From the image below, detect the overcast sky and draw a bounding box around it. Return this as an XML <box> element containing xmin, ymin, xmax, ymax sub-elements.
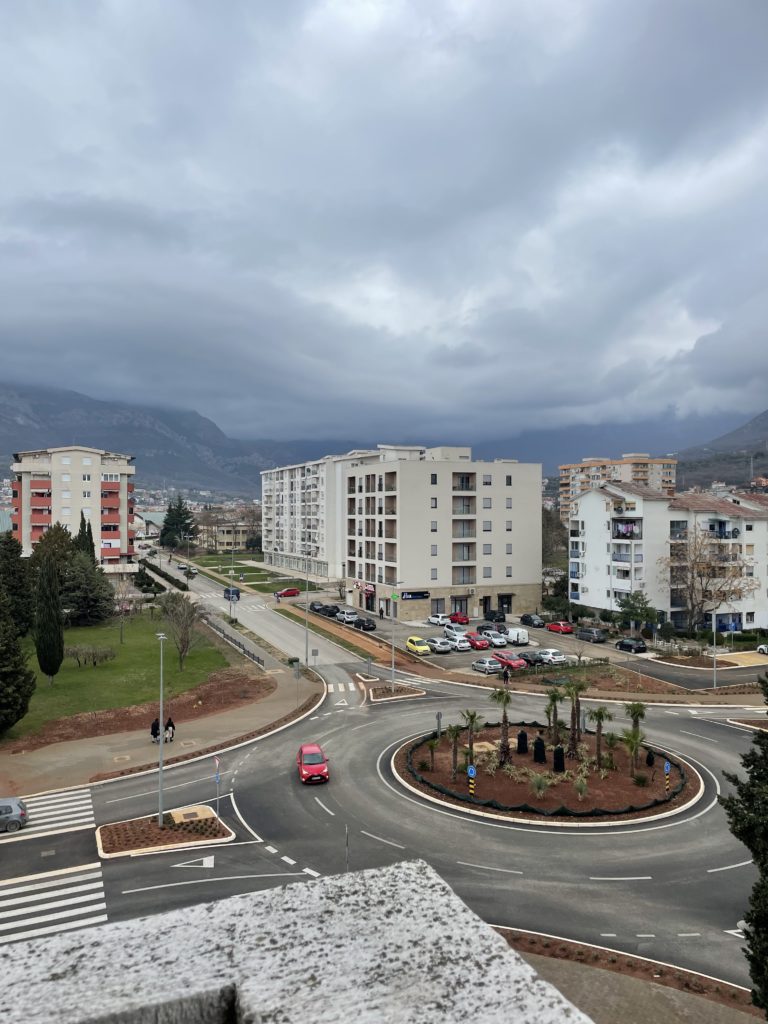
<box><xmin>1</xmin><ymin>0</ymin><xmax>767</xmax><ymax>441</ymax></box>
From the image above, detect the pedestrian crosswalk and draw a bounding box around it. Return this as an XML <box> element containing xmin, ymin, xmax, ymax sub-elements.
<box><xmin>18</xmin><ymin>789</ymin><xmax>95</xmax><ymax>837</ymax></box>
<box><xmin>326</xmin><ymin>682</ymin><xmax>359</xmax><ymax>693</ymax></box>
<box><xmin>0</xmin><ymin>862</ymin><xmax>108</xmax><ymax>945</ymax></box>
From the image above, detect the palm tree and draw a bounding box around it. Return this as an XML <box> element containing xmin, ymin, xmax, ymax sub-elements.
<box><xmin>624</xmin><ymin>701</ymin><xmax>647</xmax><ymax>736</ymax></box>
<box><xmin>563</xmin><ymin>680</ymin><xmax>589</xmax><ymax>757</ymax></box>
<box><xmin>603</xmin><ymin>730</ymin><xmax>619</xmax><ymax>770</ymax></box>
<box><xmin>621</xmin><ymin>728</ymin><xmax>645</xmax><ymax>775</ymax></box>
<box><xmin>546</xmin><ymin>688</ymin><xmax>564</xmax><ymax>746</ymax></box>
<box><xmin>588</xmin><ymin>706</ymin><xmax>613</xmax><ymax>768</ymax></box>
<box><xmin>459</xmin><ymin>710</ymin><xmax>484</xmax><ymax>766</ymax></box>
<box><xmin>488</xmin><ymin>684</ymin><xmax>513</xmax><ymax>765</ymax></box>
<box><xmin>446</xmin><ymin>724</ymin><xmax>462</xmax><ymax>781</ymax></box>
<box><xmin>427</xmin><ymin>737</ymin><xmax>439</xmax><ymax>772</ymax></box>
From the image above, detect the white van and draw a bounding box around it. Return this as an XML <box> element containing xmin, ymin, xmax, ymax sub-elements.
<box><xmin>505</xmin><ymin>627</ymin><xmax>529</xmax><ymax>646</ymax></box>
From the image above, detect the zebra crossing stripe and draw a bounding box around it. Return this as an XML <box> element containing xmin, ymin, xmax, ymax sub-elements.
<box><xmin>0</xmin><ymin>914</ymin><xmax>109</xmax><ymax>945</ymax></box>
<box><xmin>0</xmin><ymin>862</ymin><xmax>107</xmax><ymax>945</ymax></box>
<box><xmin>0</xmin><ymin>872</ymin><xmax>102</xmax><ymax>900</ymax></box>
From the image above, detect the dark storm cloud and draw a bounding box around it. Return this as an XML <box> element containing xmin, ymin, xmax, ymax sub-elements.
<box><xmin>0</xmin><ymin>0</ymin><xmax>766</xmax><ymax>441</ymax></box>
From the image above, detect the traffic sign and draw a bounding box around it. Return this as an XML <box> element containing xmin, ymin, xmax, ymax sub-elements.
<box><xmin>467</xmin><ymin>764</ymin><xmax>477</xmax><ymax>779</ymax></box>
<box><xmin>664</xmin><ymin>760</ymin><xmax>671</xmax><ymax>775</ymax></box>
<box><xmin>214</xmin><ymin>772</ymin><xmax>221</xmax><ymax>785</ymax></box>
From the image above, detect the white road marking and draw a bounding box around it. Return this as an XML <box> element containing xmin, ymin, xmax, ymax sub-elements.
<box><xmin>281</xmin><ymin>855</ymin><xmax>296</xmax><ymax>865</ymax></box>
<box><xmin>0</xmin><ymin>914</ymin><xmax>108</xmax><ymax>946</ymax></box>
<box><xmin>589</xmin><ymin>876</ymin><xmax>652</xmax><ymax>881</ymax></box>
<box><xmin>0</xmin><ymin>880</ymin><xmax>102</xmax><ymax>907</ymax></box>
<box><xmin>677</xmin><ymin>932</ymin><xmax>701</xmax><ymax>937</ymax></box>
<box><xmin>0</xmin><ymin>862</ymin><xmax>101</xmax><ymax>888</ymax></box>
<box><xmin>350</xmin><ymin>722</ymin><xmax>377</xmax><ymax>731</ymax></box>
<box><xmin>265</xmin><ymin>846</ymin><xmax>277</xmax><ymax>853</ymax></box>
<box><xmin>347</xmin><ymin>682</ymin><xmax>357</xmax><ymax>691</ymax></box>
<box><xmin>122</xmin><ymin>874</ymin><xmax>299</xmax><ymax>895</ymax></box>
<box><xmin>314</xmin><ymin>797</ymin><xmax>335</xmax><ymax>816</ymax></box>
<box><xmin>600</xmin><ymin>933</ymin><xmax>617</xmax><ymax>937</ymax></box>
<box><xmin>173</xmin><ymin>855</ymin><xmax>215</xmax><ymax>869</ymax></box>
<box><xmin>679</xmin><ymin>730</ymin><xmax>719</xmax><ymax>743</ymax></box>
<box><xmin>636</xmin><ymin>933</ymin><xmax>656</xmax><ymax>938</ymax></box>
<box><xmin>707</xmin><ymin>859</ymin><xmax>753</xmax><ymax>873</ymax></box>
<box><xmin>106</xmin><ymin>771</ymin><xmax>233</xmax><ymax>803</ymax></box>
<box><xmin>309</xmin><ymin>716</ymin><xmax>319</xmax><ymax>720</ymax></box>
<box><xmin>327</xmin><ymin>684</ymin><xmax>335</xmax><ymax>693</ymax></box>
<box><xmin>303</xmin><ymin>868</ymin><xmax>321</xmax><ymax>878</ymax></box>
<box><xmin>456</xmin><ymin>861</ymin><xmax>523</xmax><ymax>875</ymax></box>
<box><xmin>359</xmin><ymin>830</ymin><xmax>405</xmax><ymax>850</ymax></box>
<box><xmin>663</xmin><ymin>710</ymin><xmax>680</xmax><ymax>716</ymax></box>
<box><xmin>323</xmin><ymin>712</ymin><xmax>332</xmax><ymax>716</ymax></box>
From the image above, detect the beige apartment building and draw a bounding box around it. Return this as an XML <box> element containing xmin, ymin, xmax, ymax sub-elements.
<box><xmin>11</xmin><ymin>445</ymin><xmax>137</xmax><ymax>574</ymax></box>
<box><xmin>262</xmin><ymin>445</ymin><xmax>542</xmax><ymax>621</ymax></box>
<box><xmin>558</xmin><ymin>453</ymin><xmax>676</xmax><ymax>523</ymax></box>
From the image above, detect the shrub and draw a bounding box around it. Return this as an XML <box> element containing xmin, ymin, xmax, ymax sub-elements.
<box><xmin>632</xmin><ymin>772</ymin><xmax>649</xmax><ymax>787</ymax></box>
<box><xmin>529</xmin><ymin>774</ymin><xmax>551</xmax><ymax>800</ymax></box>
<box><xmin>574</xmin><ymin>778</ymin><xmax>588</xmax><ymax>801</ymax></box>
<box><xmin>417</xmin><ymin>759</ymin><xmax>430</xmax><ymax>772</ymax></box>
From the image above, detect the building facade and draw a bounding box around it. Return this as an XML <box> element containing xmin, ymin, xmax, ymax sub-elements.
<box><xmin>11</xmin><ymin>446</ymin><xmax>137</xmax><ymax>574</ymax></box>
<box><xmin>262</xmin><ymin>445</ymin><xmax>542</xmax><ymax>621</ymax></box>
<box><xmin>569</xmin><ymin>483</ymin><xmax>768</xmax><ymax>630</ymax></box>
<box><xmin>558</xmin><ymin>454</ymin><xmax>676</xmax><ymax>523</ymax></box>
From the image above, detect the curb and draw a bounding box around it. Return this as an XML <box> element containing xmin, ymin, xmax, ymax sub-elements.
<box><xmin>369</xmin><ymin>686</ymin><xmax>426</xmax><ymax>704</ymax></box>
<box><xmin>95</xmin><ymin>804</ymin><xmax>236</xmax><ymax>859</ymax></box>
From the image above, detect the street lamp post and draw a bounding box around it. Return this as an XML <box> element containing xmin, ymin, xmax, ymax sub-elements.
<box><xmin>712</xmin><ymin>610</ymin><xmax>718</xmax><ymax>689</ymax></box>
<box><xmin>390</xmin><ymin>582</ymin><xmax>404</xmax><ymax>694</ymax></box>
<box><xmin>304</xmin><ymin>548</ymin><xmax>310</xmax><ymax>668</ymax></box>
<box><xmin>157</xmin><ymin>632</ymin><xmax>167</xmax><ymax>827</ymax></box>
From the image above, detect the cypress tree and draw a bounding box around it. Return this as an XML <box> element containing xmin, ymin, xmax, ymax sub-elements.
<box><xmin>86</xmin><ymin>519</ymin><xmax>96</xmax><ymax>562</ymax></box>
<box><xmin>721</xmin><ymin>671</ymin><xmax>768</xmax><ymax>1011</ymax></box>
<box><xmin>0</xmin><ymin>531</ymin><xmax>34</xmax><ymax>637</ymax></box>
<box><xmin>34</xmin><ymin>553</ymin><xmax>65</xmax><ymax>686</ymax></box>
<box><xmin>0</xmin><ymin>585</ymin><xmax>36</xmax><ymax>735</ymax></box>
<box><xmin>74</xmin><ymin>512</ymin><xmax>89</xmax><ymax>555</ymax></box>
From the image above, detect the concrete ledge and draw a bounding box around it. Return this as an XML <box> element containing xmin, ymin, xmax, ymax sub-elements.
<box><xmin>4</xmin><ymin>860</ymin><xmax>592</xmax><ymax>1024</ymax></box>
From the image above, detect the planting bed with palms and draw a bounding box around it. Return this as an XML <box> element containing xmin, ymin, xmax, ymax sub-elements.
<box><xmin>398</xmin><ymin>692</ymin><xmax>694</xmax><ymax>821</ymax></box>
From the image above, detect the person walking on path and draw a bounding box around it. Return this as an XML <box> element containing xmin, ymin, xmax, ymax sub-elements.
<box><xmin>164</xmin><ymin>717</ymin><xmax>175</xmax><ymax>743</ymax></box>
<box><xmin>150</xmin><ymin>718</ymin><xmax>160</xmax><ymax>744</ymax></box>
<box><xmin>502</xmin><ymin>667</ymin><xmax>510</xmax><ymax>686</ymax></box>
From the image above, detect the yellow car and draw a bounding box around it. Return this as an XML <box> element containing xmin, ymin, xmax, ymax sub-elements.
<box><xmin>406</xmin><ymin>636</ymin><xmax>431</xmax><ymax>656</ymax></box>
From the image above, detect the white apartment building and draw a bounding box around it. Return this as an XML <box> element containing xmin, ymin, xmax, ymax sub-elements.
<box><xmin>262</xmin><ymin>445</ymin><xmax>542</xmax><ymax>621</ymax></box>
<box><xmin>559</xmin><ymin>454</ymin><xmax>676</xmax><ymax>523</ymax></box>
<box><xmin>569</xmin><ymin>483</ymin><xmax>768</xmax><ymax>630</ymax></box>
<box><xmin>11</xmin><ymin>446</ymin><xmax>137</xmax><ymax>574</ymax></box>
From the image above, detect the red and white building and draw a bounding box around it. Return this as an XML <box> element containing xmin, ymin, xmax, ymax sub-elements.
<box><xmin>11</xmin><ymin>446</ymin><xmax>137</xmax><ymax>574</ymax></box>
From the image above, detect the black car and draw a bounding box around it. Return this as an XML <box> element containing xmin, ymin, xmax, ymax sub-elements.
<box><xmin>615</xmin><ymin>637</ymin><xmax>647</xmax><ymax>653</ymax></box>
<box><xmin>320</xmin><ymin>604</ymin><xmax>340</xmax><ymax>617</ymax></box>
<box><xmin>485</xmin><ymin>610</ymin><xmax>506</xmax><ymax>623</ymax></box>
<box><xmin>477</xmin><ymin>623</ymin><xmax>503</xmax><ymax>636</ymax></box>
<box><xmin>520</xmin><ymin>614</ymin><xmax>545</xmax><ymax>628</ymax></box>
<box><xmin>309</xmin><ymin>601</ymin><xmax>325</xmax><ymax>613</ymax></box>
<box><xmin>517</xmin><ymin>649</ymin><xmax>545</xmax><ymax>666</ymax></box>
<box><xmin>352</xmin><ymin>617</ymin><xmax>377</xmax><ymax>631</ymax></box>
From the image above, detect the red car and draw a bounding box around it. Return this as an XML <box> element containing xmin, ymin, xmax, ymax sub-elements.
<box><xmin>449</xmin><ymin>611</ymin><xmax>469</xmax><ymax>624</ymax></box>
<box><xmin>465</xmin><ymin>632</ymin><xmax>490</xmax><ymax>650</ymax></box>
<box><xmin>276</xmin><ymin>587</ymin><xmax>301</xmax><ymax>598</ymax></box>
<box><xmin>296</xmin><ymin>743</ymin><xmax>329</xmax><ymax>784</ymax></box>
<box><xmin>493</xmin><ymin>653</ymin><xmax>527</xmax><ymax>671</ymax></box>
<box><xmin>546</xmin><ymin>620</ymin><xmax>573</xmax><ymax>634</ymax></box>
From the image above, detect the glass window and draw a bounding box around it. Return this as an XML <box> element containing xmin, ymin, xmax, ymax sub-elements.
<box><xmin>483</xmin><ymin>520</ymin><xmax>492</xmax><ymax>531</ymax></box>
<box><xmin>506</xmin><ymin>566</ymin><xmax>512</xmax><ymax>577</ymax></box>
<box><xmin>82</xmin><ymin>457</ymin><xmax>92</xmax><ymax>465</ymax></box>
<box><xmin>483</xmin><ymin>474</ymin><xmax>492</xmax><ymax>485</ymax></box>
<box><xmin>505</xmin><ymin>475</ymin><xmax>512</xmax><ymax>486</ymax></box>
<box><xmin>430</xmin><ymin>497</ymin><xmax>437</xmax><ymax>508</ymax></box>
<box><xmin>506</xmin><ymin>543</ymin><xmax>512</xmax><ymax>554</ymax></box>
<box><xmin>61</xmin><ymin>474</ymin><xmax>70</xmax><ymax>482</ymax></box>
<box><xmin>483</xmin><ymin>543</ymin><xmax>492</xmax><ymax>555</ymax></box>
<box><xmin>431</xmin><ymin>544</ymin><xmax>438</xmax><ymax>556</ymax></box>
<box><xmin>60</xmin><ymin>490</ymin><xmax>71</xmax><ymax>500</ymax></box>
<box><xmin>431</xmin><ymin>568</ymin><xmax>438</xmax><ymax>580</ymax></box>
<box><xmin>430</xmin><ymin>520</ymin><xmax>438</xmax><ymax>532</ymax></box>
<box><xmin>430</xmin><ymin>473</ymin><xmax>437</xmax><ymax>485</ymax></box>
<box><xmin>746</xmin><ymin>524</ymin><xmax>753</xmax><ymax>531</ymax></box>
<box><xmin>61</xmin><ymin>457</ymin><xmax>71</xmax><ymax>465</ymax></box>
<box><xmin>482</xmin><ymin>497</ymin><xmax>492</xmax><ymax>509</ymax></box>
<box><xmin>505</xmin><ymin>520</ymin><xmax>512</xmax><ymax>531</ymax></box>
<box><xmin>82</xmin><ymin>473</ymin><xmax>91</xmax><ymax>481</ymax></box>
<box><xmin>505</xmin><ymin>497</ymin><xmax>512</xmax><ymax>509</ymax></box>
<box><xmin>483</xmin><ymin>566</ymin><xmax>492</xmax><ymax>577</ymax></box>
<box><xmin>82</xmin><ymin>490</ymin><xmax>90</xmax><ymax>498</ymax></box>
<box><xmin>61</xmin><ymin>507</ymin><xmax>71</xmax><ymax>516</ymax></box>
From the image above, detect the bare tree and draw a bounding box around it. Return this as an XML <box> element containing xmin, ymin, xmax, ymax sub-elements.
<box><xmin>657</xmin><ymin>524</ymin><xmax>759</xmax><ymax>634</ymax></box>
<box><xmin>159</xmin><ymin>592</ymin><xmax>207</xmax><ymax>670</ymax></box>
<box><xmin>111</xmin><ymin>577</ymin><xmax>135</xmax><ymax>645</ymax></box>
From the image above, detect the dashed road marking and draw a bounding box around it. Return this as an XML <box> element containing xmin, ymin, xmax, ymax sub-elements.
<box><xmin>281</xmin><ymin>855</ymin><xmax>296</xmax><ymax>866</ymax></box>
<box><xmin>303</xmin><ymin>868</ymin><xmax>321</xmax><ymax>878</ymax></box>
<box><xmin>265</xmin><ymin>845</ymin><xmax>277</xmax><ymax>853</ymax></box>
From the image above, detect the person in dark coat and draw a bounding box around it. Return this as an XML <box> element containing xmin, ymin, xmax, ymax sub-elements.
<box><xmin>502</xmin><ymin>667</ymin><xmax>510</xmax><ymax>685</ymax></box>
<box><xmin>165</xmin><ymin>717</ymin><xmax>175</xmax><ymax>743</ymax></box>
<box><xmin>516</xmin><ymin>728</ymin><xmax>528</xmax><ymax>755</ymax></box>
<box><xmin>532</xmin><ymin>732</ymin><xmax>547</xmax><ymax>764</ymax></box>
<box><xmin>150</xmin><ymin>718</ymin><xmax>160</xmax><ymax>744</ymax></box>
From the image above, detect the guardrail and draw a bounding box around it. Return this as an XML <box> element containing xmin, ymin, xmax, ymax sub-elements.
<box><xmin>203</xmin><ymin>615</ymin><xmax>264</xmax><ymax>667</ymax></box>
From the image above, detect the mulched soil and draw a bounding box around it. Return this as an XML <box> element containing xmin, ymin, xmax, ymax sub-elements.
<box><xmin>99</xmin><ymin>812</ymin><xmax>231</xmax><ymax>854</ymax></box>
<box><xmin>3</xmin><ymin>667</ymin><xmax>276</xmax><ymax>754</ymax></box>
<box><xmin>458</xmin><ymin>668</ymin><xmax>683</xmax><ymax>695</ymax></box>
<box><xmin>369</xmin><ymin>684</ymin><xmax>423</xmax><ymax>700</ymax></box>
<box><xmin>662</xmin><ymin>655</ymin><xmax>739</xmax><ymax>668</ymax></box>
<box><xmin>498</xmin><ymin>930</ymin><xmax>759</xmax><ymax>1017</ymax></box>
<box><xmin>398</xmin><ymin>725</ymin><xmax>693</xmax><ymax>822</ymax></box>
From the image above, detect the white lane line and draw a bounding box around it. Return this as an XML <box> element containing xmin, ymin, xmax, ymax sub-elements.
<box><xmin>265</xmin><ymin>846</ymin><xmax>277</xmax><ymax>854</ymax></box>
<box><xmin>1</xmin><ymin>881</ymin><xmax>103</xmax><ymax>908</ymax></box>
<box><xmin>309</xmin><ymin>716</ymin><xmax>319</xmax><ymax>720</ymax></box>
<box><xmin>229</xmin><ymin>791</ymin><xmax>263</xmax><ymax>843</ymax></box>
<box><xmin>27</xmin><ymin>809</ymin><xmax>94</xmax><ymax>824</ymax></box>
<box><xmin>589</xmin><ymin>876</ymin><xmax>652</xmax><ymax>881</ymax></box>
<box><xmin>322</xmin><ymin>712</ymin><xmax>332</xmax><ymax>717</ymax></box>
<box><xmin>679</xmin><ymin>730</ymin><xmax>719</xmax><ymax>743</ymax></box>
<box><xmin>24</xmin><ymin>792</ymin><xmax>91</xmax><ymax>807</ymax></box>
<box><xmin>122</xmin><ymin>874</ymin><xmax>299</xmax><ymax>895</ymax></box>
<box><xmin>0</xmin><ymin>823</ymin><xmax>94</xmax><ymax>843</ymax></box>
<box><xmin>350</xmin><ymin>722</ymin><xmax>377</xmax><ymax>731</ymax></box>
<box><xmin>636</xmin><ymin>933</ymin><xmax>656</xmax><ymax>938</ymax></box>
<box><xmin>314</xmin><ymin>797</ymin><xmax>335</xmax><ymax>816</ymax></box>
<box><xmin>0</xmin><ymin>914</ymin><xmax>108</xmax><ymax>946</ymax></box>
<box><xmin>600</xmin><ymin>933</ymin><xmax>617</xmax><ymax>937</ymax></box>
<box><xmin>106</xmin><ymin>772</ymin><xmax>233</xmax><ymax>803</ymax></box>
<box><xmin>281</xmin><ymin>856</ymin><xmax>296</xmax><ymax>865</ymax></box>
<box><xmin>707</xmin><ymin>859</ymin><xmax>753</xmax><ymax>874</ymax></box>
<box><xmin>359</xmin><ymin>831</ymin><xmax>405</xmax><ymax>850</ymax></box>
<box><xmin>678</xmin><ymin>932</ymin><xmax>701</xmax><ymax>937</ymax></box>
<box><xmin>663</xmin><ymin>710</ymin><xmax>680</xmax><ymax>716</ymax></box>
<box><xmin>0</xmin><ymin>901</ymin><xmax>107</xmax><ymax>932</ymax></box>
<box><xmin>0</xmin><ymin>863</ymin><xmax>101</xmax><ymax>888</ymax></box>
<box><xmin>303</xmin><ymin>868</ymin><xmax>321</xmax><ymax>878</ymax></box>
<box><xmin>456</xmin><ymin>861</ymin><xmax>523</xmax><ymax>875</ymax></box>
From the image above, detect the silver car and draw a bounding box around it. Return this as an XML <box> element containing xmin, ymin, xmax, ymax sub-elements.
<box><xmin>447</xmin><ymin>635</ymin><xmax>472</xmax><ymax>651</ymax></box>
<box><xmin>426</xmin><ymin>637</ymin><xmax>452</xmax><ymax>654</ymax></box>
<box><xmin>471</xmin><ymin>657</ymin><xmax>501</xmax><ymax>675</ymax></box>
<box><xmin>0</xmin><ymin>797</ymin><xmax>28</xmax><ymax>833</ymax></box>
<box><xmin>484</xmin><ymin>631</ymin><xmax>507</xmax><ymax>647</ymax></box>
<box><xmin>538</xmin><ymin>648</ymin><xmax>567</xmax><ymax>665</ymax></box>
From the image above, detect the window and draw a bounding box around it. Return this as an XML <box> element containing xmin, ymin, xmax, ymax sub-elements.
<box><xmin>82</xmin><ymin>490</ymin><xmax>91</xmax><ymax>498</ymax></box>
<box><xmin>505</xmin><ymin>475</ymin><xmax>512</xmax><ymax>486</ymax></box>
<box><xmin>505</xmin><ymin>543</ymin><xmax>512</xmax><ymax>554</ymax></box>
<box><xmin>430</xmin><ymin>473</ymin><xmax>437</xmax><ymax>485</ymax></box>
<box><xmin>430</xmin><ymin>497</ymin><xmax>437</xmax><ymax>509</ymax></box>
<box><xmin>483</xmin><ymin>566</ymin><xmax>492</xmax><ymax>578</ymax></box>
<box><xmin>505</xmin><ymin>520</ymin><xmax>512</xmax><ymax>531</ymax></box>
<box><xmin>431</xmin><ymin>598</ymin><xmax>445</xmax><ymax>613</ymax></box>
<box><xmin>82</xmin><ymin>457</ymin><xmax>92</xmax><ymax>466</ymax></box>
<box><xmin>505</xmin><ymin>497</ymin><xmax>512</xmax><ymax>509</ymax></box>
<box><xmin>61</xmin><ymin>474</ymin><xmax>70</xmax><ymax>482</ymax></box>
<box><xmin>483</xmin><ymin>474</ymin><xmax>492</xmax><ymax>485</ymax></box>
<box><xmin>60</xmin><ymin>490</ymin><xmax>71</xmax><ymax>500</ymax></box>
<box><xmin>431</xmin><ymin>544</ymin><xmax>438</xmax><ymax>556</ymax></box>
<box><xmin>61</xmin><ymin>457</ymin><xmax>71</xmax><ymax>465</ymax></box>
<box><xmin>82</xmin><ymin>473</ymin><xmax>91</xmax><ymax>481</ymax></box>
<box><xmin>61</xmin><ymin>507</ymin><xmax>71</xmax><ymax>516</ymax></box>
<box><xmin>746</xmin><ymin>612</ymin><xmax>755</xmax><ymax>624</ymax></box>
<box><xmin>506</xmin><ymin>566</ymin><xmax>512</xmax><ymax>577</ymax></box>
<box><xmin>746</xmin><ymin>524</ymin><xmax>753</xmax><ymax>531</ymax></box>
<box><xmin>483</xmin><ymin>520</ymin><xmax>492</xmax><ymax>532</ymax></box>
<box><xmin>101</xmin><ymin>473</ymin><xmax>120</xmax><ymax>482</ymax></box>
<box><xmin>82</xmin><ymin>509</ymin><xmax>91</xmax><ymax>518</ymax></box>
<box><xmin>483</xmin><ymin>543</ymin><xmax>492</xmax><ymax>555</ymax></box>
<box><xmin>430</xmin><ymin>568</ymin><xmax>438</xmax><ymax>580</ymax></box>
<box><xmin>482</xmin><ymin>497</ymin><xmax>492</xmax><ymax>509</ymax></box>
<box><xmin>430</xmin><ymin>520</ymin><xmax>437</xmax><ymax>532</ymax></box>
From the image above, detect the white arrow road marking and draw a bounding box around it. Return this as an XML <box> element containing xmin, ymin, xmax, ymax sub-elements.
<box><xmin>724</xmin><ymin>929</ymin><xmax>745</xmax><ymax>938</ymax></box>
<box><xmin>173</xmin><ymin>856</ymin><xmax>215</xmax><ymax>869</ymax></box>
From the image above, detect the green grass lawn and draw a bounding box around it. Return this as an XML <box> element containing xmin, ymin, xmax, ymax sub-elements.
<box><xmin>7</xmin><ymin>615</ymin><xmax>229</xmax><ymax>741</ymax></box>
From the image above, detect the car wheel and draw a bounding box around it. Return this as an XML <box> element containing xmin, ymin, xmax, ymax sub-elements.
<box><xmin>6</xmin><ymin>820</ymin><xmax>21</xmax><ymax>833</ymax></box>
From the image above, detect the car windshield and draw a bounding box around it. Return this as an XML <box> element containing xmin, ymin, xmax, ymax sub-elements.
<box><xmin>302</xmin><ymin>752</ymin><xmax>324</xmax><ymax>764</ymax></box>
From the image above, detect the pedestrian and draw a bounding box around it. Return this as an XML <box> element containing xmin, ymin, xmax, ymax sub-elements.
<box><xmin>379</xmin><ymin>605</ymin><xmax>384</xmax><ymax>620</ymax></box>
<box><xmin>275</xmin><ymin>594</ymin><xmax>280</xmax><ymax>604</ymax></box>
<box><xmin>165</xmin><ymin>716</ymin><xmax>175</xmax><ymax>743</ymax></box>
<box><xmin>502</xmin><ymin>667</ymin><xmax>510</xmax><ymax>685</ymax></box>
<box><xmin>150</xmin><ymin>718</ymin><xmax>160</xmax><ymax>744</ymax></box>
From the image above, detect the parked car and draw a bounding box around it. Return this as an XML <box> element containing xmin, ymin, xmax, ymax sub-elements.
<box><xmin>449</xmin><ymin>611</ymin><xmax>470</xmax><ymax>624</ymax></box>
<box><xmin>505</xmin><ymin>627</ymin><xmax>529</xmax><ymax>646</ymax></box>
<box><xmin>485</xmin><ymin>610</ymin><xmax>507</xmax><ymax>623</ymax></box>
<box><xmin>427</xmin><ymin>613</ymin><xmax>451</xmax><ymax>626</ymax></box>
<box><xmin>309</xmin><ymin>601</ymin><xmax>325</xmax><ymax>613</ymax></box>
<box><xmin>576</xmin><ymin>627</ymin><xmax>607</xmax><ymax>644</ymax></box>
<box><xmin>616</xmin><ymin>637</ymin><xmax>647</xmax><ymax>653</ymax></box>
<box><xmin>478</xmin><ymin>622</ymin><xmax>508</xmax><ymax>636</ymax></box>
<box><xmin>492</xmin><ymin>653</ymin><xmax>527</xmax><ymax>671</ymax></box>
<box><xmin>336</xmin><ymin>609</ymin><xmax>358</xmax><ymax>624</ymax></box>
<box><xmin>426</xmin><ymin>637</ymin><xmax>452</xmax><ymax>654</ymax></box>
<box><xmin>444</xmin><ymin>623</ymin><xmax>468</xmax><ymax>638</ymax></box>
<box><xmin>465</xmin><ymin>632</ymin><xmax>491</xmax><ymax>650</ymax></box>
<box><xmin>446</xmin><ymin>635</ymin><xmax>472</xmax><ymax>652</ymax></box>
<box><xmin>406</xmin><ymin>636</ymin><xmax>431</xmax><ymax>655</ymax></box>
<box><xmin>276</xmin><ymin>587</ymin><xmax>301</xmax><ymax>598</ymax></box>
<box><xmin>0</xmin><ymin>797</ymin><xmax>28</xmax><ymax>833</ymax></box>
<box><xmin>483</xmin><ymin>631</ymin><xmax>508</xmax><ymax>647</ymax></box>
<box><xmin>353</xmin><ymin>617</ymin><xmax>377</xmax><ymax>631</ymax></box>
<box><xmin>538</xmin><ymin>648</ymin><xmax>567</xmax><ymax>665</ymax></box>
<box><xmin>176</xmin><ymin>562</ymin><xmax>188</xmax><ymax>571</ymax></box>
<box><xmin>520</xmin><ymin>613</ymin><xmax>545</xmax><ymax>628</ymax></box>
<box><xmin>517</xmin><ymin>649</ymin><xmax>546</xmax><ymax>666</ymax></box>
<box><xmin>471</xmin><ymin>657</ymin><xmax>501</xmax><ymax>675</ymax></box>
<box><xmin>545</xmin><ymin>621</ymin><xmax>573</xmax><ymax>634</ymax></box>
<box><xmin>757</xmin><ymin>644</ymin><xmax>768</xmax><ymax>655</ymax></box>
<box><xmin>296</xmin><ymin>743</ymin><xmax>329</xmax><ymax>784</ymax></box>
<box><xmin>185</xmin><ymin>566</ymin><xmax>199</xmax><ymax>577</ymax></box>
<box><xmin>320</xmin><ymin>604</ymin><xmax>340</xmax><ymax>617</ymax></box>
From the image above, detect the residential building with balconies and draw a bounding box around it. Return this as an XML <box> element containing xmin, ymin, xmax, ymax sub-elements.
<box><xmin>570</xmin><ymin>483</ymin><xmax>768</xmax><ymax>630</ymax></box>
<box><xmin>262</xmin><ymin>445</ymin><xmax>542</xmax><ymax>620</ymax></box>
<box><xmin>558</xmin><ymin>454</ymin><xmax>676</xmax><ymax>524</ymax></box>
<box><xmin>11</xmin><ymin>446</ymin><xmax>137</xmax><ymax>574</ymax></box>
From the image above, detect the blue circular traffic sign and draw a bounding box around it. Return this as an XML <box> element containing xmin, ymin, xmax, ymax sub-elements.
<box><xmin>467</xmin><ymin>765</ymin><xmax>477</xmax><ymax>779</ymax></box>
<box><xmin>664</xmin><ymin>760</ymin><xmax>671</xmax><ymax>774</ymax></box>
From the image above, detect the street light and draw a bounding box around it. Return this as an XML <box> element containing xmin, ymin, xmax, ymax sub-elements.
<box><xmin>390</xmin><ymin>581</ymin><xmax>404</xmax><ymax>694</ymax></box>
<box><xmin>304</xmin><ymin>546</ymin><xmax>310</xmax><ymax>668</ymax></box>
<box><xmin>156</xmin><ymin>632</ymin><xmax>167</xmax><ymax>827</ymax></box>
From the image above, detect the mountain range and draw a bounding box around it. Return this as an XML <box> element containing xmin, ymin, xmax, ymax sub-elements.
<box><xmin>0</xmin><ymin>382</ymin><xmax>763</xmax><ymax>494</ymax></box>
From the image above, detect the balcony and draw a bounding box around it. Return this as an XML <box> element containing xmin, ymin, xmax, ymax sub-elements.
<box><xmin>569</xmin><ymin>570</ymin><xmax>581</xmax><ymax>579</ymax></box>
<box><xmin>101</xmin><ymin>481</ymin><xmax>120</xmax><ymax>492</ymax></box>
<box><xmin>30</xmin><ymin>478</ymin><xmax>52</xmax><ymax>490</ymax></box>
<box><xmin>611</xmin><ymin>552</ymin><xmax>630</xmax><ymax>562</ymax></box>
<box><xmin>30</xmin><ymin>496</ymin><xmax>52</xmax><ymax>510</ymax></box>
<box><xmin>101</xmin><ymin>512</ymin><xmax>121</xmax><ymax>525</ymax></box>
